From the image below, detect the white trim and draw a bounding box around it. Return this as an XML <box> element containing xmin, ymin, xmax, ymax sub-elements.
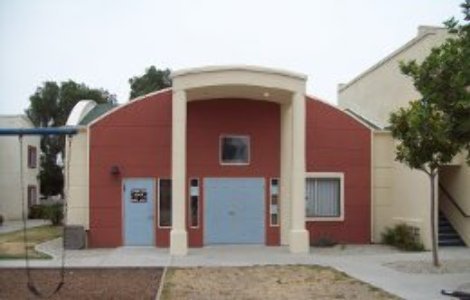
<box><xmin>66</xmin><ymin>100</ymin><xmax>97</xmax><ymax>126</ymax></box>
<box><xmin>306</xmin><ymin>96</ymin><xmax>379</xmax><ymax>130</ymax></box>
<box><xmin>188</xmin><ymin>177</ymin><xmax>200</xmax><ymax>229</ymax></box>
<box><xmin>338</xmin><ymin>28</ymin><xmax>448</xmax><ymax>92</ymax></box>
<box><xmin>87</xmin><ymin>88</ymin><xmax>172</xmax><ymax>128</ymax></box>
<box><xmin>219</xmin><ymin>134</ymin><xmax>251</xmax><ymax>166</ymax></box>
<box><xmin>269</xmin><ymin>177</ymin><xmax>280</xmax><ymax>227</ymax></box>
<box><xmin>305</xmin><ymin>172</ymin><xmax>345</xmax><ymax>222</ymax></box>
<box><xmin>171</xmin><ymin>65</ymin><xmax>307</xmax><ymax>81</ymax></box>
<box><xmin>158</xmin><ymin>178</ymin><xmax>172</xmax><ymax>229</ymax></box>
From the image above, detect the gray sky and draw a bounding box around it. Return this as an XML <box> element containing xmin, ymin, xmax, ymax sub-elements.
<box><xmin>0</xmin><ymin>0</ymin><xmax>463</xmax><ymax>114</ymax></box>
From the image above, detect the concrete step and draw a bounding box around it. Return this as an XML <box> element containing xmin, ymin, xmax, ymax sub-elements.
<box><xmin>439</xmin><ymin>232</ymin><xmax>460</xmax><ymax>238</ymax></box>
<box><xmin>438</xmin><ymin>211</ymin><xmax>466</xmax><ymax>247</ymax></box>
<box><xmin>439</xmin><ymin>239</ymin><xmax>466</xmax><ymax>246</ymax></box>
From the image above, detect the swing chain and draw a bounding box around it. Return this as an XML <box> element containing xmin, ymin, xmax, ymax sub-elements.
<box><xmin>20</xmin><ymin>134</ymin><xmax>73</xmax><ymax>298</ymax></box>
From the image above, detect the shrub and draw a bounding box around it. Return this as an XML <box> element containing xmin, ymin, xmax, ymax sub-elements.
<box><xmin>45</xmin><ymin>204</ymin><xmax>64</xmax><ymax>226</ymax></box>
<box><xmin>28</xmin><ymin>204</ymin><xmax>48</xmax><ymax>219</ymax></box>
<box><xmin>382</xmin><ymin>223</ymin><xmax>424</xmax><ymax>251</ymax></box>
<box><xmin>311</xmin><ymin>236</ymin><xmax>337</xmax><ymax>247</ymax></box>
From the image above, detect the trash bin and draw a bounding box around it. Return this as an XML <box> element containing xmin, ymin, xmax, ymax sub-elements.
<box><xmin>64</xmin><ymin>225</ymin><xmax>86</xmax><ymax>249</ymax></box>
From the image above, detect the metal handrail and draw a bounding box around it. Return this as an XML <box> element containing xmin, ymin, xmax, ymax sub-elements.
<box><xmin>439</xmin><ymin>183</ymin><xmax>470</xmax><ymax>218</ymax></box>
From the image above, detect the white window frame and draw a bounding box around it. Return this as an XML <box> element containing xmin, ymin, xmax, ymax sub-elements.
<box><xmin>219</xmin><ymin>134</ymin><xmax>251</xmax><ymax>166</ymax></box>
<box><xmin>305</xmin><ymin>172</ymin><xmax>345</xmax><ymax>222</ymax></box>
<box><xmin>158</xmin><ymin>178</ymin><xmax>172</xmax><ymax>228</ymax></box>
<box><xmin>269</xmin><ymin>177</ymin><xmax>280</xmax><ymax>227</ymax></box>
<box><xmin>188</xmin><ymin>177</ymin><xmax>200</xmax><ymax>229</ymax></box>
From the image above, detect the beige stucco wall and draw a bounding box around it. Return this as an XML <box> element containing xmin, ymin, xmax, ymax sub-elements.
<box><xmin>372</xmin><ymin>131</ymin><xmax>433</xmax><ymax>249</ymax></box>
<box><xmin>338</xmin><ymin>26</ymin><xmax>450</xmax><ymax>128</ymax></box>
<box><xmin>341</xmin><ymin>26</ymin><xmax>464</xmax><ymax>248</ymax></box>
<box><xmin>0</xmin><ymin>116</ymin><xmax>40</xmax><ymax>220</ymax></box>
<box><xmin>66</xmin><ymin>128</ymin><xmax>89</xmax><ymax>229</ymax></box>
<box><xmin>439</xmin><ymin>164</ymin><xmax>470</xmax><ymax>245</ymax></box>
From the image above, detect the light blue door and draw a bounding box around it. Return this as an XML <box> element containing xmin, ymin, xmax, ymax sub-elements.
<box><xmin>123</xmin><ymin>178</ymin><xmax>155</xmax><ymax>246</ymax></box>
<box><xmin>204</xmin><ymin>178</ymin><xmax>265</xmax><ymax>244</ymax></box>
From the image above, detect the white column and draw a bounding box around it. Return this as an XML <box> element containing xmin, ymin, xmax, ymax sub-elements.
<box><xmin>280</xmin><ymin>103</ymin><xmax>292</xmax><ymax>245</ymax></box>
<box><xmin>289</xmin><ymin>92</ymin><xmax>309</xmax><ymax>253</ymax></box>
<box><xmin>170</xmin><ymin>89</ymin><xmax>188</xmax><ymax>255</ymax></box>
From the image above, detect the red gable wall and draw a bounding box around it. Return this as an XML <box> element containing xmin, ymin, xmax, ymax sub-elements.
<box><xmin>305</xmin><ymin>97</ymin><xmax>371</xmax><ymax>244</ymax></box>
<box><xmin>88</xmin><ymin>90</ymin><xmax>172</xmax><ymax>247</ymax></box>
<box><xmin>87</xmin><ymin>91</ymin><xmax>370</xmax><ymax>248</ymax></box>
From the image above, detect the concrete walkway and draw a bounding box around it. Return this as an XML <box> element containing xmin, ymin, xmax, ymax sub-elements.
<box><xmin>1</xmin><ymin>240</ymin><xmax>469</xmax><ymax>300</ymax></box>
<box><xmin>0</xmin><ymin>219</ymin><xmax>50</xmax><ymax>234</ymax></box>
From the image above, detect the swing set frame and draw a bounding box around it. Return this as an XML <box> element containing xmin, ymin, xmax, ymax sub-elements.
<box><xmin>0</xmin><ymin>127</ymin><xmax>78</xmax><ymax>298</ymax></box>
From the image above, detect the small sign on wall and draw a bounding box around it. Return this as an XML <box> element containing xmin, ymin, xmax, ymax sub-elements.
<box><xmin>131</xmin><ymin>188</ymin><xmax>147</xmax><ymax>203</ymax></box>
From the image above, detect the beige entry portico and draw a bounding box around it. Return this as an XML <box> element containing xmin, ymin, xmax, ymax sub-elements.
<box><xmin>169</xmin><ymin>65</ymin><xmax>310</xmax><ymax>255</ymax></box>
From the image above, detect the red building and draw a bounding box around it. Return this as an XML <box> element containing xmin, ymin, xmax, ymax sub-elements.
<box><xmin>67</xmin><ymin>66</ymin><xmax>371</xmax><ymax>254</ymax></box>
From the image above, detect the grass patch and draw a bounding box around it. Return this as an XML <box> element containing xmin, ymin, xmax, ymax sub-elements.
<box><xmin>0</xmin><ymin>225</ymin><xmax>62</xmax><ymax>259</ymax></box>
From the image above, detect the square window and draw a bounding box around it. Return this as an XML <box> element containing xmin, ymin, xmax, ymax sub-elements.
<box><xmin>305</xmin><ymin>173</ymin><xmax>344</xmax><ymax>221</ymax></box>
<box><xmin>220</xmin><ymin>135</ymin><xmax>250</xmax><ymax>165</ymax></box>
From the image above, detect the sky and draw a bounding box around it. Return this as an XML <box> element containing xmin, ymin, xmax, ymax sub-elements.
<box><xmin>0</xmin><ymin>0</ymin><xmax>464</xmax><ymax>114</ymax></box>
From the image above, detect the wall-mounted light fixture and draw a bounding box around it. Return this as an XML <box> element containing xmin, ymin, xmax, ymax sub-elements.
<box><xmin>110</xmin><ymin>165</ymin><xmax>120</xmax><ymax>176</ymax></box>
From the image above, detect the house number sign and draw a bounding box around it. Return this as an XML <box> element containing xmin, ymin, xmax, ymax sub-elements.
<box><xmin>131</xmin><ymin>188</ymin><xmax>147</xmax><ymax>203</ymax></box>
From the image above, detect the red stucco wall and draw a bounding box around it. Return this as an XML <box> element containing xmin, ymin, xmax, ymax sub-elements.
<box><xmin>88</xmin><ymin>90</ymin><xmax>172</xmax><ymax>247</ymax></box>
<box><xmin>89</xmin><ymin>95</ymin><xmax>281</xmax><ymax>247</ymax></box>
<box><xmin>187</xmin><ymin>99</ymin><xmax>281</xmax><ymax>246</ymax></box>
<box><xmin>305</xmin><ymin>97</ymin><xmax>371</xmax><ymax>244</ymax></box>
<box><xmin>88</xmin><ymin>91</ymin><xmax>370</xmax><ymax>248</ymax></box>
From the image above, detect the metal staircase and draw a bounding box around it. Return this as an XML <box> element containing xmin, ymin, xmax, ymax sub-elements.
<box><xmin>438</xmin><ymin>211</ymin><xmax>465</xmax><ymax>247</ymax></box>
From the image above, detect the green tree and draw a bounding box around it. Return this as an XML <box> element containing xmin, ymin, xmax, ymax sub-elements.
<box><xmin>26</xmin><ymin>80</ymin><xmax>113</xmax><ymax>196</ymax></box>
<box><xmin>390</xmin><ymin>101</ymin><xmax>460</xmax><ymax>266</ymax></box>
<box><xmin>400</xmin><ymin>0</ymin><xmax>470</xmax><ymax>160</ymax></box>
<box><xmin>128</xmin><ymin>66</ymin><xmax>172</xmax><ymax>99</ymax></box>
<box><xmin>390</xmin><ymin>1</ymin><xmax>470</xmax><ymax>266</ymax></box>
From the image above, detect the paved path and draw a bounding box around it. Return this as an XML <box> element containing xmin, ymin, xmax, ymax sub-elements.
<box><xmin>0</xmin><ymin>219</ymin><xmax>50</xmax><ymax>234</ymax></box>
<box><xmin>1</xmin><ymin>241</ymin><xmax>469</xmax><ymax>300</ymax></box>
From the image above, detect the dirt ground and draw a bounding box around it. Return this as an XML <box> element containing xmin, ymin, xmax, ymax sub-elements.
<box><xmin>162</xmin><ymin>265</ymin><xmax>400</xmax><ymax>300</ymax></box>
<box><xmin>0</xmin><ymin>268</ymin><xmax>163</xmax><ymax>300</ymax></box>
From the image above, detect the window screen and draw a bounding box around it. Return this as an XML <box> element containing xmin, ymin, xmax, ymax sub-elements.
<box><xmin>220</xmin><ymin>135</ymin><xmax>250</xmax><ymax>164</ymax></box>
<box><xmin>159</xmin><ymin>179</ymin><xmax>172</xmax><ymax>227</ymax></box>
<box><xmin>306</xmin><ymin>178</ymin><xmax>340</xmax><ymax>218</ymax></box>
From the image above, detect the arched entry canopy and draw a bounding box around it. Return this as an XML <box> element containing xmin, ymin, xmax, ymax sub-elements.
<box><xmin>169</xmin><ymin>65</ymin><xmax>310</xmax><ymax>255</ymax></box>
<box><xmin>172</xmin><ymin>65</ymin><xmax>306</xmax><ymax>103</ymax></box>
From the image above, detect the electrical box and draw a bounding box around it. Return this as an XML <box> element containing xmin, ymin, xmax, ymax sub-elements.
<box><xmin>64</xmin><ymin>225</ymin><xmax>86</xmax><ymax>249</ymax></box>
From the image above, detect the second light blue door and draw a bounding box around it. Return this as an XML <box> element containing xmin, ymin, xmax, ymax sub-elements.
<box><xmin>123</xmin><ymin>178</ymin><xmax>155</xmax><ymax>246</ymax></box>
<box><xmin>204</xmin><ymin>178</ymin><xmax>265</xmax><ymax>244</ymax></box>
